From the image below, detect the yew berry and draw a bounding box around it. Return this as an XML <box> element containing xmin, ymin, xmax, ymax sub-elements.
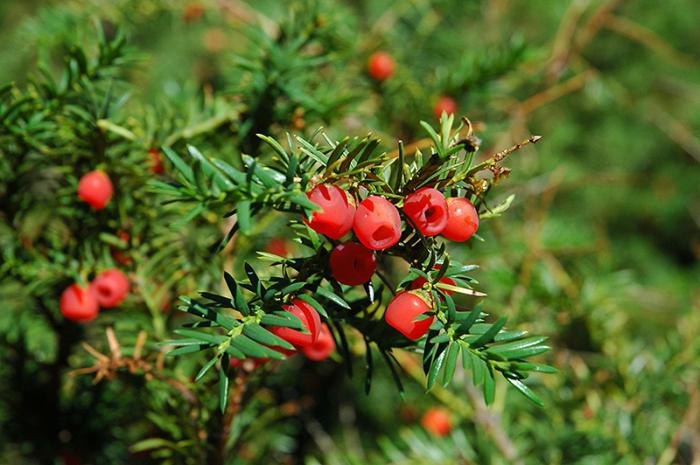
<box><xmin>270</xmin><ymin>298</ymin><xmax>322</xmax><ymax>348</ymax></box>
<box><xmin>433</xmin><ymin>96</ymin><xmax>457</xmax><ymax>119</ymax></box>
<box><xmin>329</xmin><ymin>242</ymin><xmax>376</xmax><ymax>285</ymax></box>
<box><xmin>403</xmin><ymin>188</ymin><xmax>449</xmax><ymax>236</ymax></box>
<box><xmin>421</xmin><ymin>407</ymin><xmax>452</xmax><ymax>437</ymax></box>
<box><xmin>77</xmin><ymin>171</ymin><xmax>113</xmax><ymax>210</ymax></box>
<box><xmin>353</xmin><ymin>196</ymin><xmax>402</xmax><ymax>250</ymax></box>
<box><xmin>304</xmin><ymin>184</ymin><xmax>356</xmax><ymax>240</ymax></box>
<box><xmin>385</xmin><ymin>291</ymin><xmax>434</xmax><ymax>340</ymax></box>
<box><xmin>265</xmin><ymin>237</ymin><xmax>291</xmax><ymax>257</ymax></box>
<box><xmin>367</xmin><ymin>51</ymin><xmax>395</xmax><ymax>81</ymax></box>
<box><xmin>303</xmin><ymin>323</ymin><xmax>336</xmax><ymax>361</ymax></box>
<box><xmin>442</xmin><ymin>197</ymin><xmax>479</xmax><ymax>242</ymax></box>
<box><xmin>60</xmin><ymin>284</ymin><xmax>99</xmax><ymax>322</ymax></box>
<box><xmin>409</xmin><ymin>265</ymin><xmax>456</xmax><ymax>294</ymax></box>
<box><xmin>148</xmin><ymin>149</ymin><xmax>164</xmax><ymax>174</ymax></box>
<box><xmin>90</xmin><ymin>269</ymin><xmax>130</xmax><ymax>308</ymax></box>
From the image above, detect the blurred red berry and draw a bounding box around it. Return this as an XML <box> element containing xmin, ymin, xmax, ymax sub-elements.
<box><xmin>409</xmin><ymin>265</ymin><xmax>456</xmax><ymax>294</ymax></box>
<box><xmin>433</xmin><ymin>96</ymin><xmax>457</xmax><ymax>119</ymax></box>
<box><xmin>111</xmin><ymin>250</ymin><xmax>133</xmax><ymax>266</ymax></box>
<box><xmin>183</xmin><ymin>2</ymin><xmax>205</xmax><ymax>22</ymax></box>
<box><xmin>367</xmin><ymin>51</ymin><xmax>395</xmax><ymax>81</ymax></box>
<box><xmin>77</xmin><ymin>171</ymin><xmax>113</xmax><ymax>210</ymax></box>
<box><xmin>403</xmin><ymin>188</ymin><xmax>449</xmax><ymax>236</ymax></box>
<box><xmin>421</xmin><ymin>407</ymin><xmax>452</xmax><ymax>436</ymax></box>
<box><xmin>266</xmin><ymin>237</ymin><xmax>291</xmax><ymax>257</ymax></box>
<box><xmin>329</xmin><ymin>242</ymin><xmax>376</xmax><ymax>285</ymax></box>
<box><xmin>148</xmin><ymin>149</ymin><xmax>164</xmax><ymax>174</ymax></box>
<box><xmin>303</xmin><ymin>323</ymin><xmax>336</xmax><ymax>361</ymax></box>
<box><xmin>270</xmin><ymin>298</ymin><xmax>322</xmax><ymax>348</ymax></box>
<box><xmin>353</xmin><ymin>196</ymin><xmax>402</xmax><ymax>250</ymax></box>
<box><xmin>90</xmin><ymin>269</ymin><xmax>130</xmax><ymax>308</ymax></box>
<box><xmin>60</xmin><ymin>284</ymin><xmax>99</xmax><ymax>322</ymax></box>
<box><xmin>442</xmin><ymin>197</ymin><xmax>479</xmax><ymax>242</ymax></box>
<box><xmin>304</xmin><ymin>184</ymin><xmax>356</xmax><ymax>240</ymax></box>
<box><xmin>385</xmin><ymin>291</ymin><xmax>434</xmax><ymax>340</ymax></box>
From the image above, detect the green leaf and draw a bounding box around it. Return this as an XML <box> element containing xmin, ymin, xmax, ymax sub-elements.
<box><xmin>295</xmin><ymin>294</ymin><xmax>329</xmax><ymax>318</ymax></box>
<box><xmin>507</xmin><ymin>378</ymin><xmax>544</xmax><ymax>407</ymax></box>
<box><xmin>457</xmin><ymin>305</ymin><xmax>482</xmax><ymax>333</ymax></box>
<box><xmin>470</xmin><ymin>317</ymin><xmax>507</xmax><ymax>348</ymax></box>
<box><xmin>260</xmin><ymin>312</ymin><xmax>304</xmax><ymax>329</ymax></box>
<box><xmin>230</xmin><ymin>335</ymin><xmax>285</xmax><ymax>359</ymax></box>
<box><xmin>487</xmin><ymin>336</ymin><xmax>548</xmax><ymax>358</ymax></box>
<box><xmin>224</xmin><ymin>272</ymin><xmax>250</xmax><ymax>316</ymax></box>
<box><xmin>470</xmin><ymin>351</ymin><xmax>485</xmax><ymax>386</ymax></box>
<box><xmin>219</xmin><ymin>368</ymin><xmax>230</xmax><ymax>413</ymax></box>
<box><xmin>237</xmin><ymin>200</ymin><xmax>252</xmax><ymax>234</ymax></box>
<box><xmin>510</xmin><ymin>362</ymin><xmax>557</xmax><ymax>374</ymax></box>
<box><xmin>195</xmin><ymin>356</ymin><xmax>219</xmax><ymax>382</ymax></box>
<box><xmin>167</xmin><ymin>344</ymin><xmax>213</xmax><ymax>357</ymax></box>
<box><xmin>242</xmin><ymin>323</ymin><xmax>294</xmax><ymax>350</ymax></box>
<box><xmin>441</xmin><ymin>343</ymin><xmax>459</xmax><ymax>387</ymax></box>
<box><xmin>483</xmin><ymin>366</ymin><xmax>496</xmax><ymax>405</ymax></box>
<box><xmin>426</xmin><ymin>346</ymin><xmax>448</xmax><ymax>390</ymax></box>
<box><xmin>174</xmin><ymin>329</ymin><xmax>228</xmax><ymax>345</ymax></box>
<box><xmin>162</xmin><ymin>146</ymin><xmax>194</xmax><ymax>182</ymax></box>
<box><xmin>315</xmin><ymin>287</ymin><xmax>350</xmax><ymax>309</ymax></box>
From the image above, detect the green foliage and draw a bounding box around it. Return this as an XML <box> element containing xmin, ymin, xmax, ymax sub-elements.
<box><xmin>1</xmin><ymin>0</ymin><xmax>698</xmax><ymax>464</ymax></box>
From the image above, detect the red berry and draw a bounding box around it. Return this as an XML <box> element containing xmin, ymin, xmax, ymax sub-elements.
<box><xmin>403</xmin><ymin>188</ymin><xmax>449</xmax><ymax>236</ymax></box>
<box><xmin>385</xmin><ymin>291</ymin><xmax>434</xmax><ymax>340</ymax></box>
<box><xmin>433</xmin><ymin>96</ymin><xmax>457</xmax><ymax>119</ymax></box>
<box><xmin>90</xmin><ymin>269</ymin><xmax>130</xmax><ymax>308</ymax></box>
<box><xmin>60</xmin><ymin>284</ymin><xmax>99</xmax><ymax>322</ymax></box>
<box><xmin>353</xmin><ymin>196</ymin><xmax>402</xmax><ymax>250</ymax></box>
<box><xmin>304</xmin><ymin>184</ymin><xmax>356</xmax><ymax>240</ymax></box>
<box><xmin>265</xmin><ymin>237</ymin><xmax>291</xmax><ymax>257</ymax></box>
<box><xmin>77</xmin><ymin>171</ymin><xmax>113</xmax><ymax>210</ymax></box>
<box><xmin>148</xmin><ymin>149</ymin><xmax>164</xmax><ymax>174</ymax></box>
<box><xmin>270</xmin><ymin>298</ymin><xmax>322</xmax><ymax>348</ymax></box>
<box><xmin>421</xmin><ymin>407</ymin><xmax>452</xmax><ymax>437</ymax></box>
<box><xmin>303</xmin><ymin>323</ymin><xmax>336</xmax><ymax>361</ymax></box>
<box><xmin>111</xmin><ymin>250</ymin><xmax>133</xmax><ymax>266</ymax></box>
<box><xmin>442</xmin><ymin>197</ymin><xmax>479</xmax><ymax>242</ymax></box>
<box><xmin>409</xmin><ymin>265</ymin><xmax>456</xmax><ymax>294</ymax></box>
<box><xmin>329</xmin><ymin>242</ymin><xmax>376</xmax><ymax>285</ymax></box>
<box><xmin>367</xmin><ymin>51</ymin><xmax>395</xmax><ymax>81</ymax></box>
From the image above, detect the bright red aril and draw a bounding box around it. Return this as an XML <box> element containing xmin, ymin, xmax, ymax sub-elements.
<box><xmin>329</xmin><ymin>242</ymin><xmax>376</xmax><ymax>285</ymax></box>
<box><xmin>384</xmin><ymin>291</ymin><xmax>434</xmax><ymax>340</ymax></box>
<box><xmin>270</xmin><ymin>298</ymin><xmax>322</xmax><ymax>348</ymax></box>
<box><xmin>304</xmin><ymin>184</ymin><xmax>356</xmax><ymax>240</ymax></box>
<box><xmin>60</xmin><ymin>284</ymin><xmax>99</xmax><ymax>322</ymax></box>
<box><xmin>442</xmin><ymin>197</ymin><xmax>479</xmax><ymax>242</ymax></box>
<box><xmin>353</xmin><ymin>196</ymin><xmax>402</xmax><ymax>250</ymax></box>
<box><xmin>403</xmin><ymin>188</ymin><xmax>449</xmax><ymax>236</ymax></box>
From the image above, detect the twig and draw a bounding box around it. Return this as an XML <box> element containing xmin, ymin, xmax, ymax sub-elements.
<box><xmin>465</xmin><ymin>383</ymin><xmax>526</xmax><ymax>465</ymax></box>
<box><xmin>510</xmin><ymin>70</ymin><xmax>595</xmax><ymax>115</ymax></box>
<box><xmin>466</xmin><ymin>135</ymin><xmax>542</xmax><ymax>176</ymax></box>
<box><xmin>604</xmin><ymin>15</ymin><xmax>697</xmax><ymax>68</ymax></box>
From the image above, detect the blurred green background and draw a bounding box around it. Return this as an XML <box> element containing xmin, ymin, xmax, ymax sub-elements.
<box><xmin>1</xmin><ymin>0</ymin><xmax>699</xmax><ymax>464</ymax></box>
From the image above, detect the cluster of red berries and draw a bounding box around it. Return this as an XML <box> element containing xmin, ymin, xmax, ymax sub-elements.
<box><xmin>59</xmin><ymin>269</ymin><xmax>130</xmax><ymax>322</ymax></box>
<box><xmin>304</xmin><ymin>184</ymin><xmax>479</xmax><ymax>340</ymax></box>
<box><xmin>230</xmin><ymin>298</ymin><xmax>336</xmax><ymax>370</ymax></box>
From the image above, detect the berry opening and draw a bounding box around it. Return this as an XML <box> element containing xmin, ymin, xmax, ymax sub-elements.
<box><xmin>372</xmin><ymin>225</ymin><xmax>394</xmax><ymax>243</ymax></box>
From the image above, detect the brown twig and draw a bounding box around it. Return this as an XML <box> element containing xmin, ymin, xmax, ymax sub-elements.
<box><xmin>465</xmin><ymin>383</ymin><xmax>526</xmax><ymax>465</ymax></box>
<box><xmin>510</xmin><ymin>70</ymin><xmax>596</xmax><ymax>116</ymax></box>
<box><xmin>603</xmin><ymin>15</ymin><xmax>697</xmax><ymax>68</ymax></box>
